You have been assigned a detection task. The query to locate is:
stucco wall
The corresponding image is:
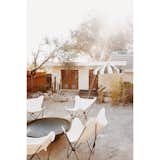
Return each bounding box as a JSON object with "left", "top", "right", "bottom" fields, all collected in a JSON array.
[
  {"left": 79, "top": 69, "right": 89, "bottom": 90},
  {"left": 51, "top": 68, "right": 90, "bottom": 90}
]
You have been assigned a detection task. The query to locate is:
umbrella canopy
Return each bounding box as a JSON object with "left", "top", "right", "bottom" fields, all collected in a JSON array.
[{"left": 93, "top": 62, "right": 120, "bottom": 75}]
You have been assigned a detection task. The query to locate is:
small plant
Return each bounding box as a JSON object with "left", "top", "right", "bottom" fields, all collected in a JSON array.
[
  {"left": 110, "top": 77, "right": 133, "bottom": 106},
  {"left": 110, "top": 78, "right": 123, "bottom": 105},
  {"left": 121, "top": 82, "right": 133, "bottom": 105},
  {"left": 103, "top": 91, "right": 111, "bottom": 97},
  {"left": 38, "top": 85, "right": 47, "bottom": 93}
]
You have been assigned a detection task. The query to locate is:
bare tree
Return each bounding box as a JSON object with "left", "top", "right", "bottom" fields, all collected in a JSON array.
[
  {"left": 28, "top": 15, "right": 133, "bottom": 93},
  {"left": 70, "top": 17, "right": 102, "bottom": 60},
  {"left": 107, "top": 22, "right": 133, "bottom": 53},
  {"left": 62, "top": 16, "right": 133, "bottom": 61},
  {"left": 29, "top": 37, "right": 62, "bottom": 93}
]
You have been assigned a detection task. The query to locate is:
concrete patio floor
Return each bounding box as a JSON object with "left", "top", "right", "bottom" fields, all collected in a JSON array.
[{"left": 28, "top": 96, "right": 133, "bottom": 160}]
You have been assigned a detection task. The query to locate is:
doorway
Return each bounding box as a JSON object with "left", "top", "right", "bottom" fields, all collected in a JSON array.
[{"left": 61, "top": 70, "right": 78, "bottom": 89}]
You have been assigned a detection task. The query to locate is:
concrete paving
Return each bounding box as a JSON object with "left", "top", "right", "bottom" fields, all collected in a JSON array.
[{"left": 28, "top": 97, "right": 133, "bottom": 160}]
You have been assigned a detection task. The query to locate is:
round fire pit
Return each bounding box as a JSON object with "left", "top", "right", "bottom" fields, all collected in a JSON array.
[{"left": 27, "top": 117, "right": 70, "bottom": 138}]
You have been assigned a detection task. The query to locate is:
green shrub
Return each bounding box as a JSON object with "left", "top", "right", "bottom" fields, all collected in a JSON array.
[
  {"left": 121, "top": 82, "right": 133, "bottom": 105},
  {"left": 110, "top": 78, "right": 123, "bottom": 105},
  {"left": 111, "top": 78, "right": 133, "bottom": 106}
]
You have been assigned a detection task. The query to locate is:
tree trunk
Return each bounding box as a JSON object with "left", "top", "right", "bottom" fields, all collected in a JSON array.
[
  {"left": 30, "top": 72, "right": 35, "bottom": 94},
  {"left": 54, "top": 76, "right": 57, "bottom": 93}
]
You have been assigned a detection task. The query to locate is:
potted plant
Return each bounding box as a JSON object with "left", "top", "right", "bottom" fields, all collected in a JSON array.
[{"left": 103, "top": 91, "right": 112, "bottom": 103}]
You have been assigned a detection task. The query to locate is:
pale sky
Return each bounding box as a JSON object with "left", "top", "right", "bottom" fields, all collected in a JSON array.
[{"left": 27, "top": 0, "right": 132, "bottom": 63}]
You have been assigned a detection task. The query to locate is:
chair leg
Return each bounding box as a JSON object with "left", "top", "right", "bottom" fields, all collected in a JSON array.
[
  {"left": 87, "top": 141, "right": 92, "bottom": 153},
  {"left": 67, "top": 146, "right": 72, "bottom": 158},
  {"left": 67, "top": 145, "right": 80, "bottom": 160},
  {"left": 67, "top": 150, "right": 72, "bottom": 159},
  {"left": 36, "top": 112, "right": 42, "bottom": 119},
  {"left": 47, "top": 146, "right": 53, "bottom": 160},
  {"left": 83, "top": 112, "right": 87, "bottom": 121},
  {"left": 29, "top": 154, "right": 35, "bottom": 160},
  {"left": 76, "top": 143, "right": 82, "bottom": 150},
  {"left": 63, "top": 131, "right": 80, "bottom": 160},
  {"left": 29, "top": 153, "right": 40, "bottom": 160},
  {"left": 70, "top": 113, "right": 74, "bottom": 119},
  {"left": 66, "top": 145, "right": 70, "bottom": 156},
  {"left": 30, "top": 110, "right": 44, "bottom": 120},
  {"left": 73, "top": 150, "right": 80, "bottom": 160},
  {"left": 88, "top": 140, "right": 96, "bottom": 160},
  {"left": 30, "top": 113, "right": 35, "bottom": 120},
  {"left": 88, "top": 151, "right": 92, "bottom": 160},
  {"left": 35, "top": 154, "right": 41, "bottom": 160},
  {"left": 42, "top": 110, "right": 44, "bottom": 118},
  {"left": 88, "top": 147, "right": 95, "bottom": 160},
  {"left": 66, "top": 111, "right": 74, "bottom": 120},
  {"left": 30, "top": 113, "right": 38, "bottom": 120}
]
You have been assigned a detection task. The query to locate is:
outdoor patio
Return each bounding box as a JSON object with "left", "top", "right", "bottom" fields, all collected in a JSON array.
[{"left": 27, "top": 95, "right": 133, "bottom": 160}]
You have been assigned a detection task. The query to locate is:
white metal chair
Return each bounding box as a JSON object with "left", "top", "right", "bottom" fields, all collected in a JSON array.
[
  {"left": 62, "top": 107, "right": 108, "bottom": 160},
  {"left": 65, "top": 95, "right": 96, "bottom": 120},
  {"left": 27, "top": 96, "right": 45, "bottom": 120},
  {"left": 27, "top": 131, "right": 55, "bottom": 160}
]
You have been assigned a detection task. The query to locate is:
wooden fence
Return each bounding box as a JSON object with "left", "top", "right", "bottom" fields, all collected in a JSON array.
[{"left": 27, "top": 71, "right": 52, "bottom": 94}]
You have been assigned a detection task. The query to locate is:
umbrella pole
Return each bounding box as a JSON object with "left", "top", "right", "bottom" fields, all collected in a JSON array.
[{"left": 88, "top": 75, "right": 97, "bottom": 98}]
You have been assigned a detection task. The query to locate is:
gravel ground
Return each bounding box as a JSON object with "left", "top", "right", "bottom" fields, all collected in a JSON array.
[{"left": 27, "top": 96, "right": 133, "bottom": 160}]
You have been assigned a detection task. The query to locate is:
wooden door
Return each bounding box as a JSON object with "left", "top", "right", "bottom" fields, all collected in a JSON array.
[
  {"left": 89, "top": 69, "right": 98, "bottom": 90},
  {"left": 61, "top": 70, "right": 78, "bottom": 89},
  {"left": 61, "top": 70, "right": 68, "bottom": 89}
]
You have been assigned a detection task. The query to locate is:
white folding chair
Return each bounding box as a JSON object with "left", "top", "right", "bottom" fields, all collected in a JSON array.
[
  {"left": 65, "top": 95, "right": 96, "bottom": 120},
  {"left": 62, "top": 107, "right": 108, "bottom": 160},
  {"left": 27, "top": 131, "right": 55, "bottom": 160},
  {"left": 62, "top": 118, "right": 85, "bottom": 160},
  {"left": 27, "top": 96, "right": 45, "bottom": 120},
  {"left": 87, "top": 107, "right": 108, "bottom": 160}
]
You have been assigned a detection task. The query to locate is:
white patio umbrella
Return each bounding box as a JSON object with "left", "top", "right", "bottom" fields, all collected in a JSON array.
[
  {"left": 88, "top": 62, "right": 120, "bottom": 98},
  {"left": 93, "top": 62, "right": 120, "bottom": 75}
]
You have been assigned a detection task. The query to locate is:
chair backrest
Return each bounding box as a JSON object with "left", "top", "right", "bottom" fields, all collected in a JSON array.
[
  {"left": 78, "top": 108, "right": 107, "bottom": 143},
  {"left": 40, "top": 131, "right": 55, "bottom": 151},
  {"left": 74, "top": 96, "right": 96, "bottom": 111},
  {"left": 96, "top": 107, "right": 108, "bottom": 132},
  {"left": 27, "top": 95, "right": 44, "bottom": 110},
  {"left": 78, "top": 118, "right": 96, "bottom": 143},
  {"left": 27, "top": 131, "right": 55, "bottom": 155},
  {"left": 65, "top": 118, "right": 85, "bottom": 143}
]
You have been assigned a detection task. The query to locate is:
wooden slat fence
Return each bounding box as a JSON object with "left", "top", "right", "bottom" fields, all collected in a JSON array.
[{"left": 27, "top": 71, "right": 51, "bottom": 94}]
